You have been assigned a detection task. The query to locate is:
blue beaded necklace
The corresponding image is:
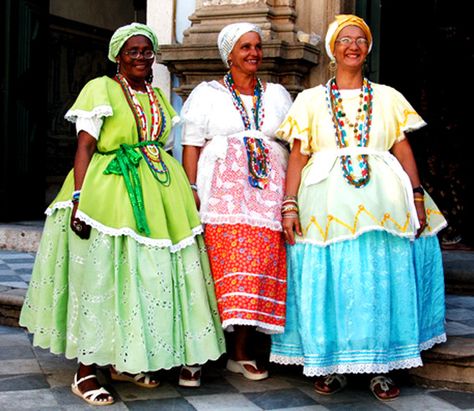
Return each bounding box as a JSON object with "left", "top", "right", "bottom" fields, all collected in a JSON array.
[{"left": 224, "top": 72, "right": 270, "bottom": 189}]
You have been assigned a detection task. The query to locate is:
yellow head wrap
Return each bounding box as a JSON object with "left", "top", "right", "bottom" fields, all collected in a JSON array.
[
  {"left": 108, "top": 23, "right": 159, "bottom": 62},
  {"left": 325, "top": 15, "right": 373, "bottom": 61}
]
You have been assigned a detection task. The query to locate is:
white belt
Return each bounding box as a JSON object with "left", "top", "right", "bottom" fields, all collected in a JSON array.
[{"left": 305, "top": 147, "right": 420, "bottom": 230}]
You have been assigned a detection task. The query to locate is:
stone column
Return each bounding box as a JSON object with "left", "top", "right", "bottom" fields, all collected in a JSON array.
[{"left": 158, "top": 0, "right": 320, "bottom": 99}]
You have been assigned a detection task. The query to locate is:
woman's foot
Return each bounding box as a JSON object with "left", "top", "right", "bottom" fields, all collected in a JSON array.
[
  {"left": 178, "top": 365, "right": 202, "bottom": 388},
  {"left": 71, "top": 365, "right": 114, "bottom": 406},
  {"left": 110, "top": 367, "right": 160, "bottom": 388},
  {"left": 226, "top": 359, "right": 269, "bottom": 380},
  {"left": 314, "top": 374, "right": 347, "bottom": 395},
  {"left": 369, "top": 375, "right": 400, "bottom": 401}
]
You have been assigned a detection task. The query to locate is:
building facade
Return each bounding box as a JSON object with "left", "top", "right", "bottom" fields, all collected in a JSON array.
[{"left": 1, "top": 0, "right": 471, "bottom": 245}]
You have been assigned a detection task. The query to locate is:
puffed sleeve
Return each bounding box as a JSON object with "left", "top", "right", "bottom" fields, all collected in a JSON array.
[
  {"left": 180, "top": 82, "right": 211, "bottom": 147},
  {"left": 275, "top": 88, "right": 313, "bottom": 155},
  {"left": 387, "top": 86, "right": 427, "bottom": 142},
  {"left": 64, "top": 76, "right": 113, "bottom": 124}
]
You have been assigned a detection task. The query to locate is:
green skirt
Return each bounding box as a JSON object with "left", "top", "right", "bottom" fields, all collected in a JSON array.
[{"left": 19, "top": 207, "right": 226, "bottom": 373}]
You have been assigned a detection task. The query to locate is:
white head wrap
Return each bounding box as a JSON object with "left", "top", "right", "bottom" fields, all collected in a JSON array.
[
  {"left": 325, "top": 15, "right": 373, "bottom": 61},
  {"left": 217, "top": 22, "right": 263, "bottom": 68}
]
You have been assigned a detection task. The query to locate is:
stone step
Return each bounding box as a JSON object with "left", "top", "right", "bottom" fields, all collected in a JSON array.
[
  {"left": 409, "top": 337, "right": 474, "bottom": 392},
  {"left": 0, "top": 221, "right": 43, "bottom": 253}
]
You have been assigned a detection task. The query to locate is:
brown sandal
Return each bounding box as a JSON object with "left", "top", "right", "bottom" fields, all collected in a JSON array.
[
  {"left": 369, "top": 376, "right": 400, "bottom": 401},
  {"left": 314, "top": 374, "right": 347, "bottom": 395}
]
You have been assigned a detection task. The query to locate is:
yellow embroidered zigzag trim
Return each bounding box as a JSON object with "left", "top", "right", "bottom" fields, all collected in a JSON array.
[
  {"left": 303, "top": 204, "right": 439, "bottom": 241},
  {"left": 278, "top": 115, "right": 310, "bottom": 136},
  {"left": 396, "top": 109, "right": 419, "bottom": 136}
]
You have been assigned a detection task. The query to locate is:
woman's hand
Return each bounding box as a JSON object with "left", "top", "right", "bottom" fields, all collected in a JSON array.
[
  {"left": 192, "top": 190, "right": 201, "bottom": 210},
  {"left": 414, "top": 197, "right": 427, "bottom": 238},
  {"left": 282, "top": 214, "right": 302, "bottom": 245},
  {"left": 70, "top": 202, "right": 91, "bottom": 239}
]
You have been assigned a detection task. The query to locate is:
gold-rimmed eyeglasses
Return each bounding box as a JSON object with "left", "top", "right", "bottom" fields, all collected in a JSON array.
[{"left": 336, "top": 37, "right": 369, "bottom": 47}]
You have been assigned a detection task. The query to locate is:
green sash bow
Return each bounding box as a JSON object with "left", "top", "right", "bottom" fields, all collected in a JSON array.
[{"left": 103, "top": 141, "right": 163, "bottom": 236}]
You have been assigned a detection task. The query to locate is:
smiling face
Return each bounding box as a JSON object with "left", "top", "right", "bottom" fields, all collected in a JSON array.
[
  {"left": 117, "top": 35, "right": 154, "bottom": 84},
  {"left": 228, "top": 31, "right": 263, "bottom": 75},
  {"left": 333, "top": 25, "right": 369, "bottom": 71}
]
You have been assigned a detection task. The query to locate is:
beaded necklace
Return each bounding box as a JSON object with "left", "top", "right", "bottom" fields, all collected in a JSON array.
[
  {"left": 326, "top": 77, "right": 373, "bottom": 188},
  {"left": 115, "top": 73, "right": 170, "bottom": 185},
  {"left": 223, "top": 72, "right": 270, "bottom": 189}
]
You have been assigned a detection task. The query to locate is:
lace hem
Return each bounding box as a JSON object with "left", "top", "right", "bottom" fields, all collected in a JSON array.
[
  {"left": 419, "top": 333, "right": 447, "bottom": 351},
  {"left": 64, "top": 105, "right": 113, "bottom": 122},
  {"left": 222, "top": 319, "right": 284, "bottom": 335},
  {"left": 46, "top": 202, "right": 203, "bottom": 252},
  {"left": 201, "top": 212, "right": 282, "bottom": 232},
  {"left": 295, "top": 223, "right": 446, "bottom": 247},
  {"left": 269, "top": 354, "right": 424, "bottom": 376},
  {"left": 401, "top": 119, "right": 427, "bottom": 134}
]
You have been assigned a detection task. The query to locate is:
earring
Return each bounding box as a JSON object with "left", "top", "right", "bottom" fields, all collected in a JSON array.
[
  {"left": 228, "top": 60, "right": 233, "bottom": 68},
  {"left": 146, "top": 71, "right": 154, "bottom": 84},
  {"left": 328, "top": 59, "right": 337, "bottom": 73},
  {"left": 116, "top": 61, "right": 120, "bottom": 74}
]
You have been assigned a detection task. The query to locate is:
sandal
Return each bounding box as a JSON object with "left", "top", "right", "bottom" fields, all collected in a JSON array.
[
  {"left": 110, "top": 368, "right": 160, "bottom": 388},
  {"left": 369, "top": 375, "right": 400, "bottom": 401},
  {"left": 226, "top": 359, "right": 269, "bottom": 381},
  {"left": 178, "top": 365, "right": 202, "bottom": 388},
  {"left": 71, "top": 373, "right": 114, "bottom": 406},
  {"left": 314, "top": 374, "right": 347, "bottom": 395}
]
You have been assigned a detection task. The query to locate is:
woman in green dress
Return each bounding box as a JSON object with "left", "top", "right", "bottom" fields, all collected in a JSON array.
[{"left": 19, "top": 23, "right": 225, "bottom": 406}]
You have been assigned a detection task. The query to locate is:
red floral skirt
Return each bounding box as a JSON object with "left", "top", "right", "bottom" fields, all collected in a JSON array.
[{"left": 204, "top": 223, "right": 287, "bottom": 333}]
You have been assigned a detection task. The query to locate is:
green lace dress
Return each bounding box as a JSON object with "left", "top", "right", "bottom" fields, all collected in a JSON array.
[{"left": 19, "top": 76, "right": 226, "bottom": 373}]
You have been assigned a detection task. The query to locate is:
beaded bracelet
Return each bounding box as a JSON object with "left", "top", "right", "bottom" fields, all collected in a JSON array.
[
  {"left": 190, "top": 183, "right": 198, "bottom": 192},
  {"left": 72, "top": 190, "right": 81, "bottom": 203},
  {"left": 283, "top": 194, "right": 297, "bottom": 201},
  {"left": 282, "top": 205, "right": 299, "bottom": 213},
  {"left": 282, "top": 213, "right": 298, "bottom": 219}
]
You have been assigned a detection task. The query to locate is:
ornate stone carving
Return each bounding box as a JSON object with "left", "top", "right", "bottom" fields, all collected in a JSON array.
[{"left": 158, "top": 0, "right": 319, "bottom": 99}]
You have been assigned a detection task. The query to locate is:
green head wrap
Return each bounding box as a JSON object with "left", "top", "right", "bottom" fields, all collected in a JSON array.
[{"left": 108, "top": 22, "right": 159, "bottom": 62}]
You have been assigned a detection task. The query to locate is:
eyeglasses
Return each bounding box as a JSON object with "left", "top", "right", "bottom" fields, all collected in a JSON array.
[
  {"left": 123, "top": 49, "right": 155, "bottom": 60},
  {"left": 336, "top": 37, "right": 369, "bottom": 47}
]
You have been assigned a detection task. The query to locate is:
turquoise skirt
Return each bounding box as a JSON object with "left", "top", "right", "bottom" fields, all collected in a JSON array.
[{"left": 270, "top": 231, "right": 446, "bottom": 376}]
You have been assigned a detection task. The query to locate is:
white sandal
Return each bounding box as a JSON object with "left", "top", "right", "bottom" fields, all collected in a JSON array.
[
  {"left": 226, "top": 359, "right": 269, "bottom": 381},
  {"left": 178, "top": 365, "right": 202, "bottom": 387},
  {"left": 71, "top": 373, "right": 114, "bottom": 406},
  {"left": 369, "top": 375, "right": 400, "bottom": 401},
  {"left": 110, "top": 368, "right": 160, "bottom": 388}
]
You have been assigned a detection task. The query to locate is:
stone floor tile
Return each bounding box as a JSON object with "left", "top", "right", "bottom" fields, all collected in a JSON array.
[
  {"left": 0, "top": 388, "right": 59, "bottom": 410},
  {"left": 0, "top": 332, "right": 33, "bottom": 347},
  {"left": 387, "top": 393, "right": 463, "bottom": 410},
  {"left": 445, "top": 296, "right": 474, "bottom": 309},
  {"left": 186, "top": 393, "right": 262, "bottom": 410},
  {"left": 244, "top": 388, "right": 318, "bottom": 410},
  {"left": 124, "top": 397, "right": 196, "bottom": 410},
  {"left": 271, "top": 406, "right": 329, "bottom": 411},
  {"left": 0, "top": 373, "right": 50, "bottom": 391},
  {"left": 0, "top": 359, "right": 42, "bottom": 375},
  {"left": 114, "top": 380, "right": 181, "bottom": 402},
  {"left": 430, "top": 390, "right": 474, "bottom": 410},
  {"left": 322, "top": 401, "right": 393, "bottom": 410},
  {"left": 175, "top": 374, "right": 238, "bottom": 397},
  {"left": 224, "top": 373, "right": 293, "bottom": 393},
  {"left": 298, "top": 385, "right": 373, "bottom": 405},
  {"left": 0, "top": 281, "right": 28, "bottom": 289},
  {"left": 0, "top": 345, "right": 35, "bottom": 360}
]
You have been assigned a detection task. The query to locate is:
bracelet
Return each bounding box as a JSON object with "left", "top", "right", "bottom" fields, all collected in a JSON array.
[
  {"left": 190, "top": 183, "right": 198, "bottom": 192},
  {"left": 283, "top": 195, "right": 297, "bottom": 201},
  {"left": 413, "top": 186, "right": 425, "bottom": 196},
  {"left": 282, "top": 205, "right": 299, "bottom": 213},
  {"left": 414, "top": 197, "right": 425, "bottom": 202},
  {"left": 282, "top": 213, "right": 299, "bottom": 219},
  {"left": 72, "top": 190, "right": 81, "bottom": 202}
]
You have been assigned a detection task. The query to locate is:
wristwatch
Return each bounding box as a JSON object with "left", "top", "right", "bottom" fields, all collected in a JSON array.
[{"left": 413, "top": 186, "right": 425, "bottom": 195}]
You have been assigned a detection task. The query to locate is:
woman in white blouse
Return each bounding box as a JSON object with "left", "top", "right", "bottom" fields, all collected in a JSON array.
[{"left": 181, "top": 22, "right": 292, "bottom": 380}]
